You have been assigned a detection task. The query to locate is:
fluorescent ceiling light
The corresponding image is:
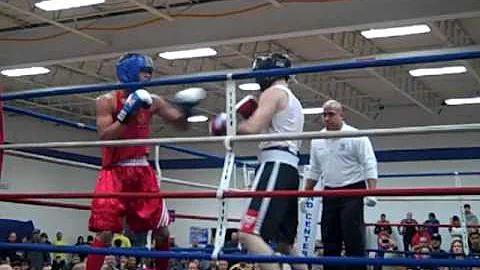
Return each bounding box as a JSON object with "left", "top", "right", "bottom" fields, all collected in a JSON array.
[
  {"left": 444, "top": 97, "right": 480, "bottom": 106},
  {"left": 1, "top": 67, "right": 50, "bottom": 77},
  {"left": 35, "top": 0, "right": 105, "bottom": 11},
  {"left": 409, "top": 66, "right": 467, "bottom": 77},
  {"left": 239, "top": 83, "right": 260, "bottom": 91},
  {"left": 187, "top": 115, "right": 209, "bottom": 123},
  {"left": 158, "top": 48, "right": 217, "bottom": 60},
  {"left": 361, "top": 24, "right": 431, "bottom": 39},
  {"left": 302, "top": 107, "right": 324, "bottom": 115}
]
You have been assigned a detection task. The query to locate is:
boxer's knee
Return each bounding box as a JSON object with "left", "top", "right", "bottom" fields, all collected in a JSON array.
[{"left": 238, "top": 231, "right": 249, "bottom": 243}]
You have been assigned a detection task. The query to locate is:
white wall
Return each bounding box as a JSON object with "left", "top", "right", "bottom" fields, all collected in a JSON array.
[{"left": 0, "top": 115, "right": 99, "bottom": 244}]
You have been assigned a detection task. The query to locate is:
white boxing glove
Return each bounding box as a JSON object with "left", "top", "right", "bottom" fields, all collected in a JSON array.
[
  {"left": 364, "top": 196, "right": 378, "bottom": 207},
  {"left": 173, "top": 87, "right": 207, "bottom": 116},
  {"left": 135, "top": 89, "right": 153, "bottom": 107}
]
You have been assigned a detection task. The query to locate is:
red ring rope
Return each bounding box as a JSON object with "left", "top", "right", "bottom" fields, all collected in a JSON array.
[
  {"left": 1, "top": 199, "right": 91, "bottom": 210},
  {"left": 0, "top": 187, "right": 478, "bottom": 199}
]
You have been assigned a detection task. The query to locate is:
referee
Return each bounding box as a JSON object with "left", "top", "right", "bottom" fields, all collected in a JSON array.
[{"left": 304, "top": 99, "right": 378, "bottom": 270}]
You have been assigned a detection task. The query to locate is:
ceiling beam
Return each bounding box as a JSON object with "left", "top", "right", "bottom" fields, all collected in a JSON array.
[
  {"left": 428, "top": 19, "right": 480, "bottom": 86},
  {"left": 265, "top": 0, "right": 283, "bottom": 8},
  {"left": 5, "top": 75, "right": 96, "bottom": 118},
  {"left": 0, "top": 1, "right": 108, "bottom": 46},
  {"left": 318, "top": 31, "right": 441, "bottom": 114},
  {"left": 128, "top": 0, "right": 174, "bottom": 21},
  {"left": 3, "top": 0, "right": 480, "bottom": 68},
  {"left": 56, "top": 63, "right": 114, "bottom": 83}
]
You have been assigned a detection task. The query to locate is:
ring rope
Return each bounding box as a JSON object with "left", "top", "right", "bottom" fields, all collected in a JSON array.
[
  {"left": 0, "top": 243, "right": 479, "bottom": 267},
  {"left": 0, "top": 186, "right": 479, "bottom": 199},
  {"left": 2, "top": 198, "right": 479, "bottom": 229},
  {"left": 3, "top": 123, "right": 480, "bottom": 150},
  {"left": 2, "top": 46, "right": 480, "bottom": 101}
]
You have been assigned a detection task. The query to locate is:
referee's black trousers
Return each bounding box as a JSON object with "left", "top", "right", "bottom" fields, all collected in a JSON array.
[{"left": 321, "top": 181, "right": 366, "bottom": 270}]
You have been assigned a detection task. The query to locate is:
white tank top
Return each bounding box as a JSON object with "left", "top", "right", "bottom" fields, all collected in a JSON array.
[{"left": 259, "top": 84, "right": 304, "bottom": 153}]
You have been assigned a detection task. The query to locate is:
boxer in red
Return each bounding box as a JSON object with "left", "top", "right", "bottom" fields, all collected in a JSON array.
[{"left": 87, "top": 53, "right": 206, "bottom": 270}]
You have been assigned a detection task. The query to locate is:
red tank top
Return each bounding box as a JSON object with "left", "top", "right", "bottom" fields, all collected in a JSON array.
[{"left": 102, "top": 91, "right": 153, "bottom": 167}]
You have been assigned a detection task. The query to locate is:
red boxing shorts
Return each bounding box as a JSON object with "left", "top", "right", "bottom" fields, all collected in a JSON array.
[{"left": 88, "top": 165, "right": 170, "bottom": 233}]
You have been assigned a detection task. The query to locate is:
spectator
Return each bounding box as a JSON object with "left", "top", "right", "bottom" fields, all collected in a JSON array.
[
  {"left": 101, "top": 256, "right": 118, "bottom": 270},
  {"left": 449, "top": 216, "right": 465, "bottom": 239},
  {"left": 468, "top": 230, "right": 480, "bottom": 257},
  {"left": 27, "top": 229, "right": 49, "bottom": 270},
  {"left": 412, "top": 236, "right": 430, "bottom": 255},
  {"left": 374, "top": 214, "right": 392, "bottom": 235},
  {"left": 68, "top": 255, "right": 81, "bottom": 270},
  {"left": 464, "top": 204, "right": 479, "bottom": 229},
  {"left": 52, "top": 256, "right": 67, "bottom": 270},
  {"left": 86, "top": 236, "right": 94, "bottom": 246},
  {"left": 408, "top": 246, "right": 434, "bottom": 270},
  {"left": 207, "top": 260, "right": 218, "bottom": 270},
  {"left": 412, "top": 226, "right": 432, "bottom": 249},
  {"left": 424, "top": 212, "right": 440, "bottom": 235},
  {"left": 449, "top": 239, "right": 471, "bottom": 270},
  {"left": 73, "top": 236, "right": 87, "bottom": 262},
  {"left": 118, "top": 256, "right": 128, "bottom": 270},
  {"left": 374, "top": 231, "right": 397, "bottom": 270},
  {"left": 430, "top": 233, "right": 448, "bottom": 259},
  {"left": 75, "top": 237, "right": 85, "bottom": 246},
  {"left": 399, "top": 212, "right": 418, "bottom": 252},
  {"left": 125, "top": 257, "right": 137, "bottom": 270},
  {"left": 1, "top": 232, "right": 21, "bottom": 263},
  {"left": 377, "top": 232, "right": 397, "bottom": 252},
  {"left": 53, "top": 232, "right": 66, "bottom": 264},
  {"left": 217, "top": 261, "right": 229, "bottom": 270},
  {"left": 113, "top": 239, "right": 122, "bottom": 249},
  {"left": 187, "top": 261, "right": 199, "bottom": 270},
  {"left": 224, "top": 232, "right": 241, "bottom": 250},
  {"left": 112, "top": 231, "right": 131, "bottom": 248},
  {"left": 41, "top": 233, "right": 51, "bottom": 245},
  {"left": 40, "top": 233, "right": 52, "bottom": 265}
]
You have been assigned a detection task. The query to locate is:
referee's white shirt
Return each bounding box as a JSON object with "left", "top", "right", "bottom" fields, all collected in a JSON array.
[{"left": 307, "top": 122, "right": 378, "bottom": 188}]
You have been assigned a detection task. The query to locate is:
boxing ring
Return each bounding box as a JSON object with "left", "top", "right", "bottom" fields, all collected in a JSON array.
[{"left": 1, "top": 45, "right": 480, "bottom": 268}]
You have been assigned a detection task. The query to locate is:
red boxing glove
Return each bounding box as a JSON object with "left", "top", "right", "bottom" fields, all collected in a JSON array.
[
  {"left": 209, "top": 113, "right": 227, "bottom": 136},
  {"left": 236, "top": 95, "right": 258, "bottom": 119}
]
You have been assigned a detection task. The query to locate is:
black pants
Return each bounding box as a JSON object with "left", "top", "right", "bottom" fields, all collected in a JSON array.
[
  {"left": 321, "top": 181, "right": 366, "bottom": 270},
  {"left": 241, "top": 161, "right": 299, "bottom": 244}
]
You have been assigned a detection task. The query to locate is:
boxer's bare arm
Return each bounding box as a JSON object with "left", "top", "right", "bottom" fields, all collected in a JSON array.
[{"left": 96, "top": 93, "right": 127, "bottom": 140}]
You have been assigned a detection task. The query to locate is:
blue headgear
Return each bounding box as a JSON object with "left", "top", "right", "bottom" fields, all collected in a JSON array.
[
  {"left": 116, "top": 53, "right": 154, "bottom": 84},
  {"left": 252, "top": 53, "right": 291, "bottom": 91}
]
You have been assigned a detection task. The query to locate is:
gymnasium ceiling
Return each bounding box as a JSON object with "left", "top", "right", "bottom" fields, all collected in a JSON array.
[{"left": 1, "top": 0, "right": 480, "bottom": 137}]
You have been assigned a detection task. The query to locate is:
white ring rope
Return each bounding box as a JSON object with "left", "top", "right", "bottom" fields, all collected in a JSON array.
[{"left": 3, "top": 123, "right": 480, "bottom": 149}]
